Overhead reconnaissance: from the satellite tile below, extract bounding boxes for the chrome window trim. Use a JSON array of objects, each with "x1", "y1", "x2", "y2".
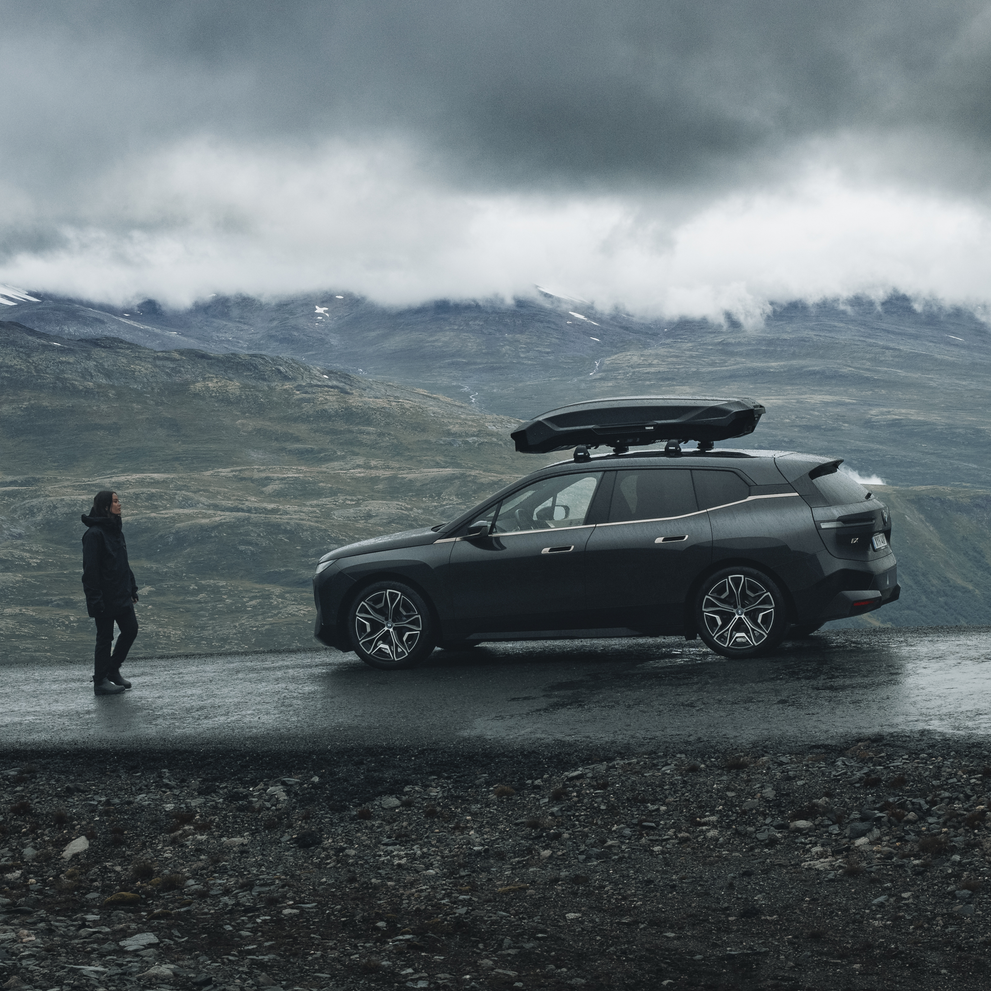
[
  {"x1": 438, "y1": 492, "x2": 800, "y2": 540},
  {"x1": 597, "y1": 490, "x2": 799, "y2": 527},
  {"x1": 444, "y1": 523, "x2": 596, "y2": 542},
  {"x1": 485, "y1": 523, "x2": 595, "y2": 539}
]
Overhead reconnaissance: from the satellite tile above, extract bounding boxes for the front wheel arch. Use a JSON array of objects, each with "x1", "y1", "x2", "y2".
[
  {"x1": 338, "y1": 573, "x2": 443, "y2": 652},
  {"x1": 345, "y1": 578, "x2": 439, "y2": 669}
]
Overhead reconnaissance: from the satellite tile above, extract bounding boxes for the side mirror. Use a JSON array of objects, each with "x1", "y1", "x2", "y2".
[{"x1": 465, "y1": 521, "x2": 492, "y2": 540}]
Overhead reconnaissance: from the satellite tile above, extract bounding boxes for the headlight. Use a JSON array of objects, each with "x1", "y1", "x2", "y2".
[{"x1": 315, "y1": 558, "x2": 337, "y2": 576}]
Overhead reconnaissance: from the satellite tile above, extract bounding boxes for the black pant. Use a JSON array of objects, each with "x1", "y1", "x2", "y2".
[{"x1": 94, "y1": 606, "x2": 139, "y2": 684}]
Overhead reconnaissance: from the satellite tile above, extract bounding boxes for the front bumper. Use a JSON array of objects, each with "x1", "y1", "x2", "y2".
[
  {"x1": 313, "y1": 579, "x2": 336, "y2": 647},
  {"x1": 312, "y1": 563, "x2": 355, "y2": 649}
]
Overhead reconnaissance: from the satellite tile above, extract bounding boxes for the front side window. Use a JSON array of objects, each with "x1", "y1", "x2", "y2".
[
  {"x1": 489, "y1": 473, "x2": 602, "y2": 533},
  {"x1": 608, "y1": 470, "x2": 697, "y2": 522}
]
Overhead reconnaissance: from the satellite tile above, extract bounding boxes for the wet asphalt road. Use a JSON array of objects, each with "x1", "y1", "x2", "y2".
[{"x1": 4, "y1": 627, "x2": 991, "y2": 752}]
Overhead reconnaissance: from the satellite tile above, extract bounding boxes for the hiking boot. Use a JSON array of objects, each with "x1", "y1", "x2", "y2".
[{"x1": 94, "y1": 677, "x2": 126, "y2": 696}]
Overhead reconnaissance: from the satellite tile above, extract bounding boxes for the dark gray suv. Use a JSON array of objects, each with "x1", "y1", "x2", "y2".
[{"x1": 313, "y1": 398, "x2": 899, "y2": 668}]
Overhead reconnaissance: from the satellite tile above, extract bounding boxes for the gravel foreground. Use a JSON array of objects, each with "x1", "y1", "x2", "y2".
[{"x1": 3, "y1": 738, "x2": 991, "y2": 991}]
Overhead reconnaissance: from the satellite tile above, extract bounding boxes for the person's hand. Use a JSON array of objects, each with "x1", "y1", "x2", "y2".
[{"x1": 132, "y1": 595, "x2": 139, "y2": 603}]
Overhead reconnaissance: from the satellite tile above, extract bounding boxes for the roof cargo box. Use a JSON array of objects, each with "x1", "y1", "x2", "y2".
[{"x1": 511, "y1": 397, "x2": 765, "y2": 453}]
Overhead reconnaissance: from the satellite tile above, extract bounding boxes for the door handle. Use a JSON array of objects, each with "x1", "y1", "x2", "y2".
[
  {"x1": 541, "y1": 545, "x2": 575, "y2": 554},
  {"x1": 654, "y1": 535, "x2": 689, "y2": 543}
]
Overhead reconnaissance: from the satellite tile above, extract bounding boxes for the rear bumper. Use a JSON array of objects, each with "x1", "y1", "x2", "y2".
[
  {"x1": 822, "y1": 582, "x2": 900, "y2": 619},
  {"x1": 793, "y1": 559, "x2": 899, "y2": 624}
]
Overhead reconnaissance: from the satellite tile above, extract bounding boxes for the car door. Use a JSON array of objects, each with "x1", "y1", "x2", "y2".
[
  {"x1": 584, "y1": 468, "x2": 712, "y2": 632},
  {"x1": 446, "y1": 471, "x2": 603, "y2": 636}
]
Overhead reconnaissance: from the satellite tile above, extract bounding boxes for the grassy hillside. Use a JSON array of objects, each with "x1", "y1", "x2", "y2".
[
  {"x1": 876, "y1": 486, "x2": 991, "y2": 629},
  {"x1": 0, "y1": 321, "x2": 525, "y2": 665}
]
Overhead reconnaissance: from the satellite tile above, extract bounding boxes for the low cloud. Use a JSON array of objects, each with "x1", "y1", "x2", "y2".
[
  {"x1": 840, "y1": 467, "x2": 887, "y2": 487},
  {"x1": 3, "y1": 136, "x2": 991, "y2": 322}
]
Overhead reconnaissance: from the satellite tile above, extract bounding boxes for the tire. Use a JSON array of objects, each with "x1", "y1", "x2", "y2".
[
  {"x1": 348, "y1": 581, "x2": 435, "y2": 669},
  {"x1": 695, "y1": 568, "x2": 787, "y2": 658}
]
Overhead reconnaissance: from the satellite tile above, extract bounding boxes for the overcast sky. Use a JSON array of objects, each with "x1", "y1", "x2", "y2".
[{"x1": 2, "y1": 0, "x2": 991, "y2": 320}]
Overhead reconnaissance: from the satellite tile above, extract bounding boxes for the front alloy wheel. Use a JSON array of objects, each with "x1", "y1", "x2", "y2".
[
  {"x1": 695, "y1": 568, "x2": 786, "y2": 658},
  {"x1": 349, "y1": 581, "x2": 435, "y2": 669}
]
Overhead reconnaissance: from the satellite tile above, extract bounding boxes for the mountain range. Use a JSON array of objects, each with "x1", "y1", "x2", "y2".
[
  {"x1": 2, "y1": 288, "x2": 990, "y2": 665},
  {"x1": 6, "y1": 288, "x2": 991, "y2": 489}
]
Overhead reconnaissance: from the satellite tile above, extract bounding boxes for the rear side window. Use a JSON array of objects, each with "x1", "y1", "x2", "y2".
[
  {"x1": 608, "y1": 470, "x2": 697, "y2": 522},
  {"x1": 812, "y1": 470, "x2": 869, "y2": 506},
  {"x1": 692, "y1": 469, "x2": 750, "y2": 510}
]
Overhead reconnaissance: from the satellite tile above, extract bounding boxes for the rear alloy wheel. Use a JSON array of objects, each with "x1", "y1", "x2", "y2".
[
  {"x1": 695, "y1": 568, "x2": 787, "y2": 658},
  {"x1": 349, "y1": 581, "x2": 435, "y2": 669}
]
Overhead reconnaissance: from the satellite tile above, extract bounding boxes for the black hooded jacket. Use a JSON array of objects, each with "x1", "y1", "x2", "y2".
[{"x1": 81, "y1": 514, "x2": 139, "y2": 617}]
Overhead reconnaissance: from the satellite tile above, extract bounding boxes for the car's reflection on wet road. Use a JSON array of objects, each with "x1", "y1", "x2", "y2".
[{"x1": 6, "y1": 627, "x2": 991, "y2": 750}]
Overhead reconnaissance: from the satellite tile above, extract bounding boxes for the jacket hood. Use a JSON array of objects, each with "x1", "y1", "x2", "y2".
[{"x1": 81, "y1": 513, "x2": 122, "y2": 529}]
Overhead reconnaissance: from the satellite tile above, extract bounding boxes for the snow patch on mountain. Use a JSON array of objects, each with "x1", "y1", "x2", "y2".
[
  {"x1": 568, "y1": 311, "x2": 600, "y2": 326},
  {"x1": 0, "y1": 285, "x2": 40, "y2": 306}
]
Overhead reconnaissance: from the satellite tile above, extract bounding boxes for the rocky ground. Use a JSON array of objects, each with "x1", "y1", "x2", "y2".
[{"x1": 3, "y1": 738, "x2": 991, "y2": 991}]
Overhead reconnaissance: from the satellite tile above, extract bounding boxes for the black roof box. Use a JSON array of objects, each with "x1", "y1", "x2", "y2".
[{"x1": 511, "y1": 397, "x2": 765, "y2": 453}]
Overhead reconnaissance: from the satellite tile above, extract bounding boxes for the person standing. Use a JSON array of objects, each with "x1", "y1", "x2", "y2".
[{"x1": 81, "y1": 490, "x2": 139, "y2": 696}]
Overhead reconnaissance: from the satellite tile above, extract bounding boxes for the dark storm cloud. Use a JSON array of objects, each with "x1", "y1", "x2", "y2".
[
  {"x1": 3, "y1": 0, "x2": 991, "y2": 313},
  {"x1": 4, "y1": 0, "x2": 990, "y2": 194}
]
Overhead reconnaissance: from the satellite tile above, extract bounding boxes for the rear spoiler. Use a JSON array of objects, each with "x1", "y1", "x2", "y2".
[{"x1": 808, "y1": 460, "x2": 844, "y2": 480}]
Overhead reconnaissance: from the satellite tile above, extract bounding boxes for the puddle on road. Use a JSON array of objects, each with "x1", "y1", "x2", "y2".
[
  {"x1": 467, "y1": 628, "x2": 991, "y2": 743},
  {"x1": 7, "y1": 629, "x2": 991, "y2": 747}
]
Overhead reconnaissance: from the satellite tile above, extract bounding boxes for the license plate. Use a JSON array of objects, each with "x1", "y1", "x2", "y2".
[{"x1": 871, "y1": 533, "x2": 888, "y2": 551}]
